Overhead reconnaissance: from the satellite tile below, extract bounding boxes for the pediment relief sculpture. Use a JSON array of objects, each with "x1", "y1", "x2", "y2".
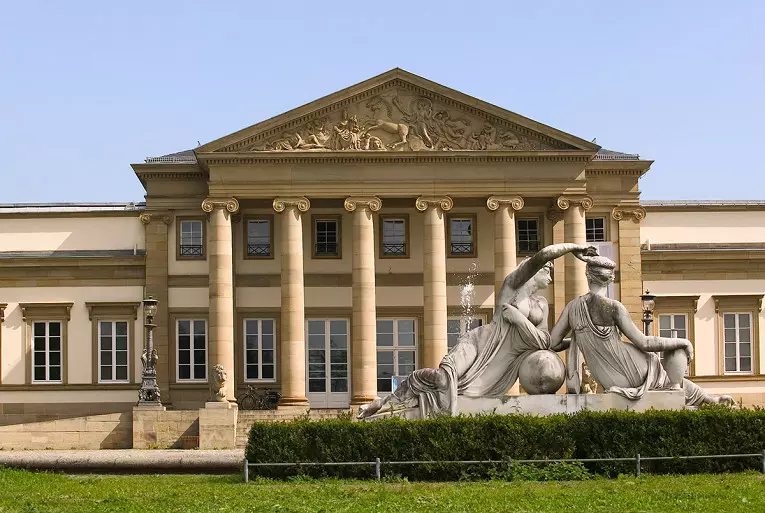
[{"x1": 243, "y1": 91, "x2": 554, "y2": 152}]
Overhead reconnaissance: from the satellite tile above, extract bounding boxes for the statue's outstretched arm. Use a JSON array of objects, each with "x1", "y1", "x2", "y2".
[
  {"x1": 508, "y1": 243, "x2": 596, "y2": 290},
  {"x1": 549, "y1": 302, "x2": 572, "y2": 351},
  {"x1": 613, "y1": 302, "x2": 694, "y2": 361}
]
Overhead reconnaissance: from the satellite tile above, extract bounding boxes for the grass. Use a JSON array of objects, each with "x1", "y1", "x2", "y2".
[{"x1": 0, "y1": 469, "x2": 763, "y2": 513}]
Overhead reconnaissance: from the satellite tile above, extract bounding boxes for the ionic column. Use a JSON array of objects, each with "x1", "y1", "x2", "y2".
[
  {"x1": 273, "y1": 197, "x2": 311, "y2": 407},
  {"x1": 487, "y1": 196, "x2": 524, "y2": 298},
  {"x1": 201, "y1": 198, "x2": 239, "y2": 403},
  {"x1": 416, "y1": 196, "x2": 453, "y2": 369},
  {"x1": 613, "y1": 206, "x2": 648, "y2": 327},
  {"x1": 344, "y1": 196, "x2": 382, "y2": 404},
  {"x1": 556, "y1": 196, "x2": 593, "y2": 303}
]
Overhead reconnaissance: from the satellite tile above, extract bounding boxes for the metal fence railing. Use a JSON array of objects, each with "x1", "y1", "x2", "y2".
[{"x1": 242, "y1": 451, "x2": 765, "y2": 482}]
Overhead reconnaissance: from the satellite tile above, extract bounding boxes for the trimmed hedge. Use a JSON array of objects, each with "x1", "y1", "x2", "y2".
[{"x1": 246, "y1": 408, "x2": 765, "y2": 480}]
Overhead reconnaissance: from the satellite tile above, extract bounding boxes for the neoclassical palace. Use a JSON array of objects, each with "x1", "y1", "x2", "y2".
[{"x1": 1, "y1": 69, "x2": 764, "y2": 423}]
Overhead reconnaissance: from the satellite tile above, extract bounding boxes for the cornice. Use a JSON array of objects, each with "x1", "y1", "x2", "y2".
[
  {"x1": 486, "y1": 195, "x2": 524, "y2": 211},
  {"x1": 19, "y1": 302, "x2": 74, "y2": 321},
  {"x1": 197, "y1": 151, "x2": 595, "y2": 166},
  {"x1": 85, "y1": 301, "x2": 141, "y2": 321},
  {"x1": 344, "y1": 196, "x2": 382, "y2": 212}
]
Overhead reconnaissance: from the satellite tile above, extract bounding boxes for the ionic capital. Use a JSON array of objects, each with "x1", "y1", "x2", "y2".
[
  {"x1": 273, "y1": 196, "x2": 310, "y2": 213},
  {"x1": 611, "y1": 205, "x2": 647, "y2": 223},
  {"x1": 486, "y1": 195, "x2": 524, "y2": 212},
  {"x1": 201, "y1": 197, "x2": 240, "y2": 214},
  {"x1": 139, "y1": 212, "x2": 174, "y2": 225},
  {"x1": 415, "y1": 196, "x2": 453, "y2": 212},
  {"x1": 556, "y1": 195, "x2": 594, "y2": 211},
  {"x1": 344, "y1": 196, "x2": 382, "y2": 212}
]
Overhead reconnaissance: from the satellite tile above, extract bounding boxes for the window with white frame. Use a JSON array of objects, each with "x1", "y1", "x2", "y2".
[
  {"x1": 657, "y1": 314, "x2": 689, "y2": 374},
  {"x1": 723, "y1": 313, "x2": 753, "y2": 374},
  {"x1": 179, "y1": 219, "x2": 204, "y2": 258},
  {"x1": 447, "y1": 316, "x2": 484, "y2": 351},
  {"x1": 32, "y1": 321, "x2": 63, "y2": 383},
  {"x1": 585, "y1": 217, "x2": 606, "y2": 242},
  {"x1": 99, "y1": 320, "x2": 129, "y2": 382},
  {"x1": 244, "y1": 319, "x2": 276, "y2": 381},
  {"x1": 376, "y1": 319, "x2": 417, "y2": 393},
  {"x1": 177, "y1": 319, "x2": 207, "y2": 381},
  {"x1": 517, "y1": 218, "x2": 540, "y2": 253}
]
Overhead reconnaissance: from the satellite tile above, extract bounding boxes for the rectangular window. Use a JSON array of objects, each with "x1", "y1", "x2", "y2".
[
  {"x1": 98, "y1": 320, "x2": 129, "y2": 382},
  {"x1": 447, "y1": 317, "x2": 484, "y2": 351},
  {"x1": 657, "y1": 314, "x2": 689, "y2": 374},
  {"x1": 586, "y1": 217, "x2": 606, "y2": 242},
  {"x1": 448, "y1": 215, "x2": 476, "y2": 257},
  {"x1": 517, "y1": 218, "x2": 540, "y2": 253},
  {"x1": 244, "y1": 319, "x2": 276, "y2": 381},
  {"x1": 376, "y1": 319, "x2": 417, "y2": 393},
  {"x1": 177, "y1": 319, "x2": 207, "y2": 381},
  {"x1": 246, "y1": 218, "x2": 272, "y2": 258},
  {"x1": 179, "y1": 219, "x2": 204, "y2": 258},
  {"x1": 723, "y1": 313, "x2": 753, "y2": 374},
  {"x1": 32, "y1": 321, "x2": 63, "y2": 383},
  {"x1": 313, "y1": 217, "x2": 341, "y2": 257},
  {"x1": 380, "y1": 217, "x2": 408, "y2": 257}
]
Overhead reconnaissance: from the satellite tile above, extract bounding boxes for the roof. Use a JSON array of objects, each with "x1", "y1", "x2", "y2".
[
  {"x1": 0, "y1": 202, "x2": 145, "y2": 214},
  {"x1": 144, "y1": 149, "x2": 197, "y2": 164},
  {"x1": 593, "y1": 148, "x2": 640, "y2": 161},
  {"x1": 641, "y1": 200, "x2": 765, "y2": 207}
]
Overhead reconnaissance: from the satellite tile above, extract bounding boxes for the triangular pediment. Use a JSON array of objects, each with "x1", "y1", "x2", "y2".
[{"x1": 197, "y1": 69, "x2": 599, "y2": 154}]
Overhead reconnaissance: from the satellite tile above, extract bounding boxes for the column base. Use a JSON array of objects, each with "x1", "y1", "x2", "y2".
[{"x1": 350, "y1": 395, "x2": 378, "y2": 406}]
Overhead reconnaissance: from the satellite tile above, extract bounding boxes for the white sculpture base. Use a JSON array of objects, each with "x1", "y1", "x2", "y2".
[{"x1": 366, "y1": 390, "x2": 685, "y2": 420}]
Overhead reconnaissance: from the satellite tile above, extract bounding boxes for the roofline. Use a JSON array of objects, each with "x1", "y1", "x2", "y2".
[
  {"x1": 642, "y1": 200, "x2": 765, "y2": 212},
  {"x1": 195, "y1": 68, "x2": 601, "y2": 154}
]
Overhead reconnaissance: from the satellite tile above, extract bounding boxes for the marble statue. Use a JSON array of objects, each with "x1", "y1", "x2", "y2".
[
  {"x1": 209, "y1": 364, "x2": 227, "y2": 402},
  {"x1": 357, "y1": 243, "x2": 599, "y2": 419},
  {"x1": 549, "y1": 253, "x2": 734, "y2": 406}
]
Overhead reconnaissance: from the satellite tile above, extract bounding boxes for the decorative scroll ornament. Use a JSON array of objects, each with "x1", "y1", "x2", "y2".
[
  {"x1": 486, "y1": 195, "x2": 524, "y2": 212},
  {"x1": 139, "y1": 212, "x2": 174, "y2": 225},
  {"x1": 344, "y1": 196, "x2": 382, "y2": 212},
  {"x1": 415, "y1": 196, "x2": 453, "y2": 212},
  {"x1": 273, "y1": 197, "x2": 311, "y2": 213},
  {"x1": 201, "y1": 198, "x2": 240, "y2": 214},
  {"x1": 242, "y1": 90, "x2": 553, "y2": 153},
  {"x1": 556, "y1": 195, "x2": 594, "y2": 211},
  {"x1": 611, "y1": 206, "x2": 647, "y2": 223}
]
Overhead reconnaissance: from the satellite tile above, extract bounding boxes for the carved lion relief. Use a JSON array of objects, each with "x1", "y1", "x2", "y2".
[{"x1": 245, "y1": 90, "x2": 551, "y2": 152}]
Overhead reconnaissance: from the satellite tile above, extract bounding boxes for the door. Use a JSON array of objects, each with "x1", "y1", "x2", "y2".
[{"x1": 306, "y1": 319, "x2": 350, "y2": 408}]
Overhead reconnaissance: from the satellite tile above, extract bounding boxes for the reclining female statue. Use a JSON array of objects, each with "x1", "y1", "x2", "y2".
[
  {"x1": 357, "y1": 243, "x2": 598, "y2": 419},
  {"x1": 548, "y1": 253, "x2": 734, "y2": 406}
]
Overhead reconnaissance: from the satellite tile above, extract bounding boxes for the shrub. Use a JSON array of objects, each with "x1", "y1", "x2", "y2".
[{"x1": 245, "y1": 407, "x2": 765, "y2": 480}]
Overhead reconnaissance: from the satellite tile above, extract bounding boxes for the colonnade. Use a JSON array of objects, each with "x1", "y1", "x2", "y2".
[{"x1": 200, "y1": 194, "x2": 592, "y2": 405}]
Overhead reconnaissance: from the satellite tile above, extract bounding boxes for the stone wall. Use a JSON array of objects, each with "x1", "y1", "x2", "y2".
[
  {"x1": 0, "y1": 412, "x2": 132, "y2": 450},
  {"x1": 132, "y1": 409, "x2": 199, "y2": 449}
]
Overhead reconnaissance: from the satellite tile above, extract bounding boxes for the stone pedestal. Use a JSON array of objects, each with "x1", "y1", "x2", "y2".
[
  {"x1": 132, "y1": 404, "x2": 167, "y2": 449},
  {"x1": 366, "y1": 391, "x2": 686, "y2": 420},
  {"x1": 199, "y1": 402, "x2": 238, "y2": 449}
]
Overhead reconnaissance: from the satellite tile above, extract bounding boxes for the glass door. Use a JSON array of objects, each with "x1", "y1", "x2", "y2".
[{"x1": 306, "y1": 319, "x2": 350, "y2": 408}]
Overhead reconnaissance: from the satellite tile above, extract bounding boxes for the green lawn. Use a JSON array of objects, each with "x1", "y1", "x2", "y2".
[{"x1": 0, "y1": 469, "x2": 763, "y2": 513}]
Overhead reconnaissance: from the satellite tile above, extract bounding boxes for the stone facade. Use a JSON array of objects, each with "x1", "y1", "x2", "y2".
[{"x1": 0, "y1": 69, "x2": 763, "y2": 437}]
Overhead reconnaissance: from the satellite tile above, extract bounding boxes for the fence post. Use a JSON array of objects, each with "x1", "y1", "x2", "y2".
[
  {"x1": 375, "y1": 457, "x2": 381, "y2": 480},
  {"x1": 243, "y1": 458, "x2": 249, "y2": 484},
  {"x1": 635, "y1": 453, "x2": 641, "y2": 477},
  {"x1": 761, "y1": 450, "x2": 765, "y2": 474},
  {"x1": 506, "y1": 456, "x2": 512, "y2": 473}
]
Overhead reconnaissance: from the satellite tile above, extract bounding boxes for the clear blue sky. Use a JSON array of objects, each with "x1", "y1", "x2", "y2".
[{"x1": 1, "y1": 1, "x2": 762, "y2": 203}]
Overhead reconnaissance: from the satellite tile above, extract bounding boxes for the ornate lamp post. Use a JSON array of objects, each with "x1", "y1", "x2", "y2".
[
  {"x1": 640, "y1": 289, "x2": 656, "y2": 336},
  {"x1": 138, "y1": 296, "x2": 161, "y2": 405}
]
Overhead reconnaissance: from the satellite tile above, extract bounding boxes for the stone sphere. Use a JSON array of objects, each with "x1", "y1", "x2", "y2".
[{"x1": 518, "y1": 350, "x2": 565, "y2": 395}]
